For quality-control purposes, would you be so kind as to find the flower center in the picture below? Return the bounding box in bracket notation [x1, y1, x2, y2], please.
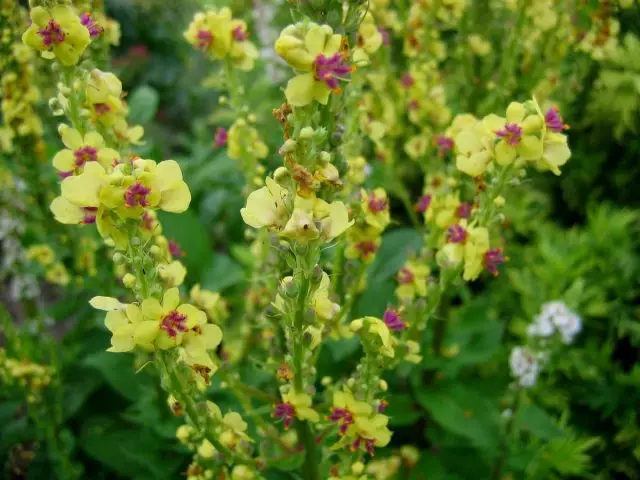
[214, 127, 228, 147]
[124, 182, 151, 208]
[82, 207, 98, 224]
[160, 310, 188, 337]
[401, 73, 415, 89]
[415, 194, 431, 213]
[80, 12, 102, 38]
[196, 30, 213, 49]
[496, 123, 522, 146]
[74, 146, 98, 167]
[232, 25, 248, 41]
[456, 202, 472, 219]
[313, 53, 352, 92]
[94, 103, 111, 116]
[397, 267, 414, 284]
[447, 224, 468, 243]
[545, 106, 568, 133]
[383, 308, 406, 331]
[436, 134, 454, 153]
[356, 240, 378, 257]
[367, 193, 387, 213]
[273, 403, 296, 430]
[38, 19, 65, 46]
[168, 240, 184, 258]
[484, 248, 506, 276]
[329, 407, 354, 435]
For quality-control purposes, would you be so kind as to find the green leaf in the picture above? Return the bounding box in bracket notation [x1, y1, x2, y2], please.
[515, 404, 565, 440]
[157, 210, 213, 283]
[201, 253, 245, 292]
[63, 368, 103, 420]
[369, 228, 423, 282]
[128, 85, 159, 125]
[352, 278, 395, 318]
[386, 393, 421, 426]
[416, 383, 500, 450]
[83, 352, 153, 402]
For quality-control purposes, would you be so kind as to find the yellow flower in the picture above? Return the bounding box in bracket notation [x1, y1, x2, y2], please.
[347, 156, 368, 185]
[352, 412, 392, 449]
[276, 23, 351, 106]
[140, 288, 207, 350]
[345, 226, 381, 264]
[537, 131, 571, 175]
[311, 272, 340, 321]
[483, 102, 543, 166]
[395, 260, 430, 300]
[25, 245, 55, 266]
[45, 263, 70, 286]
[158, 260, 187, 287]
[353, 13, 383, 64]
[85, 70, 126, 126]
[184, 9, 233, 59]
[89, 298, 148, 352]
[455, 121, 494, 177]
[227, 120, 268, 160]
[180, 321, 223, 374]
[190, 284, 228, 323]
[332, 390, 373, 419]
[282, 390, 320, 423]
[241, 177, 289, 229]
[52, 125, 120, 173]
[404, 340, 422, 364]
[229, 19, 259, 71]
[350, 317, 395, 357]
[405, 134, 430, 160]
[468, 34, 491, 56]
[361, 188, 390, 231]
[231, 465, 256, 480]
[22, 6, 91, 66]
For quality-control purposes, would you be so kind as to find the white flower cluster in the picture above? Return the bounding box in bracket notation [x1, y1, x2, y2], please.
[509, 346, 545, 388]
[527, 300, 582, 344]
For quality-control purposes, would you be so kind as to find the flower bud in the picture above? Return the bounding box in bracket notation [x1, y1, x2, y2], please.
[122, 273, 136, 288]
[274, 167, 290, 183]
[351, 462, 365, 475]
[112, 252, 125, 264]
[494, 196, 505, 207]
[299, 127, 315, 140]
[310, 264, 323, 287]
[279, 139, 297, 155]
[283, 280, 298, 299]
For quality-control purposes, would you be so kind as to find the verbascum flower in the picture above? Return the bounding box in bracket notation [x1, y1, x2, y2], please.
[483, 102, 543, 166]
[468, 34, 491, 56]
[227, 120, 268, 160]
[241, 177, 289, 229]
[455, 121, 494, 177]
[441, 224, 494, 281]
[89, 297, 149, 352]
[353, 13, 383, 64]
[190, 284, 228, 324]
[45, 263, 70, 286]
[52, 125, 120, 174]
[345, 226, 382, 264]
[273, 390, 320, 429]
[275, 23, 352, 106]
[329, 389, 372, 436]
[25, 245, 55, 266]
[310, 272, 340, 320]
[281, 196, 352, 243]
[85, 70, 126, 126]
[184, 9, 233, 59]
[22, 5, 91, 66]
[360, 188, 390, 231]
[350, 317, 395, 357]
[228, 19, 259, 71]
[395, 260, 429, 300]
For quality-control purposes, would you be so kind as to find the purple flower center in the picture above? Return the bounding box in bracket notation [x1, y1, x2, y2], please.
[232, 25, 248, 41]
[141, 211, 155, 231]
[313, 53, 352, 92]
[447, 224, 468, 243]
[496, 123, 522, 146]
[397, 267, 414, 284]
[161, 310, 188, 337]
[273, 403, 296, 430]
[383, 308, 406, 331]
[94, 103, 111, 116]
[38, 19, 65, 46]
[401, 73, 415, 89]
[367, 193, 387, 213]
[484, 248, 506, 276]
[356, 240, 378, 258]
[415, 194, 432, 213]
[330, 407, 354, 435]
[214, 127, 228, 147]
[351, 436, 377, 456]
[436, 135, 454, 154]
[74, 146, 98, 167]
[124, 182, 151, 208]
[457, 202, 472, 219]
[80, 12, 102, 38]
[545, 107, 567, 133]
[196, 30, 213, 49]
[82, 207, 97, 224]
[378, 399, 389, 413]
[408, 99, 420, 110]
[59, 170, 73, 179]
[168, 240, 184, 258]
[378, 27, 390, 46]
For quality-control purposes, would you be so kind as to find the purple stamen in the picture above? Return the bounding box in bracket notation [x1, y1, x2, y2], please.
[495, 123, 522, 146]
[214, 127, 228, 147]
[168, 240, 184, 258]
[330, 407, 354, 435]
[397, 267, 414, 284]
[38, 19, 65, 46]
[367, 193, 387, 213]
[356, 240, 378, 258]
[94, 103, 111, 116]
[196, 30, 213, 49]
[484, 248, 506, 276]
[124, 182, 151, 208]
[82, 207, 98, 224]
[383, 308, 406, 331]
[59, 170, 73, 179]
[378, 399, 389, 413]
[161, 310, 188, 337]
[457, 202, 472, 219]
[273, 403, 296, 430]
[74, 146, 98, 167]
[436, 134, 454, 154]
[545, 106, 567, 132]
[415, 194, 432, 213]
[232, 25, 248, 41]
[447, 224, 468, 243]
[313, 53, 352, 92]
[378, 27, 390, 46]
[401, 73, 415, 89]
[80, 12, 102, 38]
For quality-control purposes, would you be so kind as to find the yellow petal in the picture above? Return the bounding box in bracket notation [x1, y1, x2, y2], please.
[142, 298, 162, 320]
[162, 288, 180, 312]
[50, 196, 84, 224]
[60, 126, 83, 150]
[160, 182, 191, 213]
[84, 131, 105, 147]
[285, 73, 316, 107]
[90, 296, 123, 311]
[133, 321, 160, 345]
[104, 310, 128, 332]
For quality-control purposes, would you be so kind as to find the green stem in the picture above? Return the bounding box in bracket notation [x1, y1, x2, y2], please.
[491, 388, 524, 480]
[296, 420, 320, 480]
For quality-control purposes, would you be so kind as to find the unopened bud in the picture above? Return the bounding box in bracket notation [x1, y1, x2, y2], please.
[112, 252, 125, 264]
[494, 196, 505, 207]
[299, 126, 315, 139]
[122, 273, 136, 288]
[279, 139, 297, 155]
[283, 280, 298, 298]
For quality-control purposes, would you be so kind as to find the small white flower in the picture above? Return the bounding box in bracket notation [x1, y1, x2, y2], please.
[527, 313, 555, 337]
[509, 346, 541, 388]
[553, 312, 582, 344]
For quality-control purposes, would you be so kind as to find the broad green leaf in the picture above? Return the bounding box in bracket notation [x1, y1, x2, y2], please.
[386, 393, 422, 426]
[83, 352, 153, 402]
[369, 228, 423, 282]
[515, 404, 565, 440]
[201, 253, 246, 291]
[128, 85, 159, 125]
